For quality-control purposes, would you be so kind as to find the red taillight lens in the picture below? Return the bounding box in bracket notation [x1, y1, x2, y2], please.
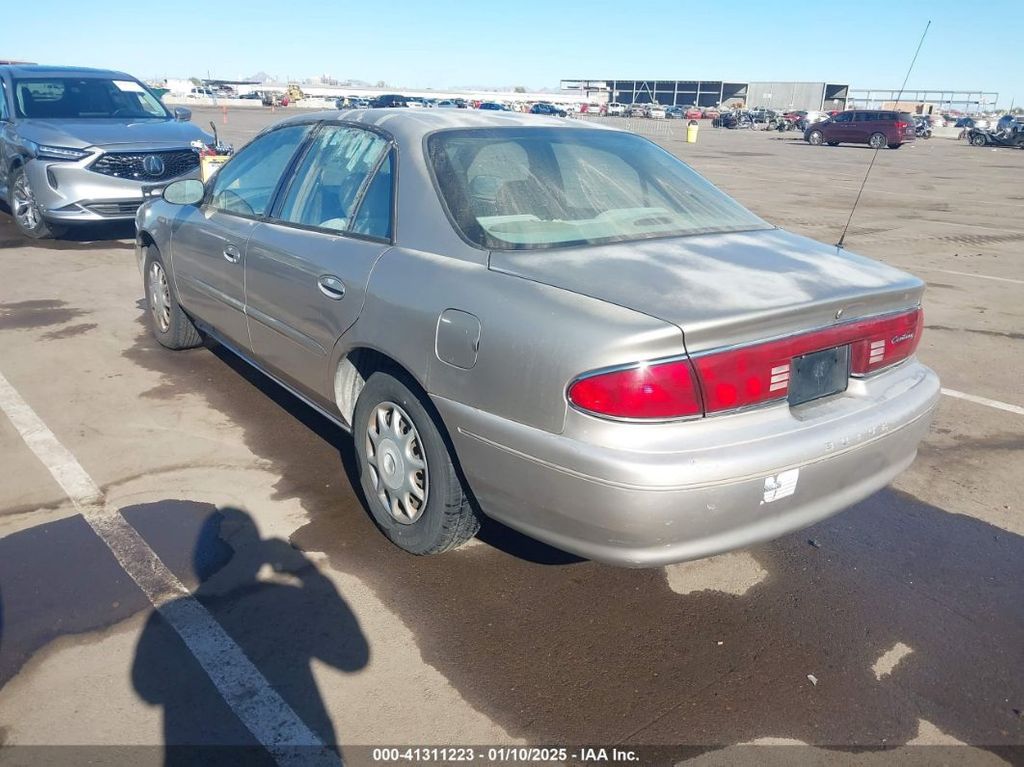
[692, 341, 794, 412]
[850, 308, 923, 375]
[568, 359, 702, 419]
[569, 308, 922, 420]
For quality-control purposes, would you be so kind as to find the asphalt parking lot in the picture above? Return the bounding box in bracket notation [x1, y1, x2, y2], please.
[1, 106, 1022, 765]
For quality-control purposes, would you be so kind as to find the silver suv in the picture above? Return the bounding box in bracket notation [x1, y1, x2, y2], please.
[0, 65, 213, 238]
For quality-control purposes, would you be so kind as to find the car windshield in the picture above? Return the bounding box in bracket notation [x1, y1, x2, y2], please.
[13, 77, 169, 119]
[428, 127, 770, 250]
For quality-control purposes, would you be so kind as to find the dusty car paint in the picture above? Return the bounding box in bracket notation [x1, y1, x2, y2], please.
[137, 109, 939, 566]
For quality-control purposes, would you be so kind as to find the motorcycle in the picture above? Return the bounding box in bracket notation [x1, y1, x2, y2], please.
[914, 119, 932, 139]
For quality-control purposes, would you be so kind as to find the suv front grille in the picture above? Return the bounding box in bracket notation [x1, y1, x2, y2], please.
[89, 149, 200, 181]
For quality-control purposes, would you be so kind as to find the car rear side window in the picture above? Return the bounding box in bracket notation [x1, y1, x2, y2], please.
[428, 127, 769, 250]
[208, 124, 311, 218]
[275, 126, 390, 237]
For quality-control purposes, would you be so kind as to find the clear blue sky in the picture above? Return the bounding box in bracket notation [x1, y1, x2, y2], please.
[3, 0, 1019, 107]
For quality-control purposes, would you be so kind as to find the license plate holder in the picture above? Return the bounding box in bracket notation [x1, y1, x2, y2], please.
[788, 346, 850, 406]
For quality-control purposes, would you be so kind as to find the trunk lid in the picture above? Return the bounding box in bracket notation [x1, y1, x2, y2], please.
[489, 228, 924, 353]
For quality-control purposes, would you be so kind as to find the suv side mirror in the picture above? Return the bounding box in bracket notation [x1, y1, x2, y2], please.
[173, 107, 192, 122]
[162, 179, 205, 205]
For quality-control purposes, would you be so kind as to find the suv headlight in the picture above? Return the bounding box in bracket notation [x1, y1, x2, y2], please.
[25, 140, 90, 161]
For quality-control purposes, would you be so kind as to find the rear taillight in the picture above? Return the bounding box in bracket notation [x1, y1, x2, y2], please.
[568, 308, 923, 420]
[850, 308, 923, 375]
[896, 121, 909, 132]
[567, 358, 702, 419]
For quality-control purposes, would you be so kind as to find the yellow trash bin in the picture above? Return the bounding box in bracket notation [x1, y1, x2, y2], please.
[686, 120, 699, 143]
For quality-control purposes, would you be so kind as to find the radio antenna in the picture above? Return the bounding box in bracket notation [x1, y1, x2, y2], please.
[837, 20, 931, 248]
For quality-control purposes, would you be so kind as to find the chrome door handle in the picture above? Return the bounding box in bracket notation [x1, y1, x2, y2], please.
[223, 244, 241, 263]
[317, 275, 345, 300]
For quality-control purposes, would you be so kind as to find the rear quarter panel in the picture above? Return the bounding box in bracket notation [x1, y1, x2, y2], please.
[343, 246, 683, 434]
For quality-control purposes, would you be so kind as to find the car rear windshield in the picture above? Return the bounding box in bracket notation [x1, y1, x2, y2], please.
[13, 77, 169, 120]
[427, 127, 770, 250]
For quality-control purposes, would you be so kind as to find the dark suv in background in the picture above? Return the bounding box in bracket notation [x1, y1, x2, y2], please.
[804, 110, 916, 149]
[0, 64, 212, 238]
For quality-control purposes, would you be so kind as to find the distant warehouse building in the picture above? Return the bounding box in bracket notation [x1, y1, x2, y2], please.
[561, 79, 851, 111]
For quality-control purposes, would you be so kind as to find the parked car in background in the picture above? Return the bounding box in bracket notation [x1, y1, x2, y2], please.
[478, 101, 508, 111]
[370, 94, 408, 108]
[648, 104, 667, 119]
[606, 102, 626, 116]
[626, 103, 647, 117]
[436, 100, 458, 109]
[684, 107, 703, 120]
[0, 64, 212, 238]
[805, 110, 916, 149]
[702, 107, 720, 119]
[665, 106, 684, 119]
[530, 102, 567, 117]
[137, 109, 938, 566]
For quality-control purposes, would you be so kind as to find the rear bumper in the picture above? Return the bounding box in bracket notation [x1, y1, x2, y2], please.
[434, 360, 940, 567]
[25, 158, 198, 223]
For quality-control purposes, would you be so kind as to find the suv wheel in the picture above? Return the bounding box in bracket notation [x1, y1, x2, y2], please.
[353, 370, 480, 555]
[869, 132, 887, 149]
[807, 130, 824, 146]
[10, 166, 66, 239]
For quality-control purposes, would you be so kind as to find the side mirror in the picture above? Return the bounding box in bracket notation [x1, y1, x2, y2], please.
[162, 179, 205, 206]
[173, 107, 192, 122]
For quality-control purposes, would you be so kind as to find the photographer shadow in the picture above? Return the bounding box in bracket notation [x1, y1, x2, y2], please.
[130, 505, 368, 765]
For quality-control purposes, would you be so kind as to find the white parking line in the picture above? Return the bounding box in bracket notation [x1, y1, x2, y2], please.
[942, 388, 1024, 416]
[0, 369, 339, 766]
[933, 269, 1024, 286]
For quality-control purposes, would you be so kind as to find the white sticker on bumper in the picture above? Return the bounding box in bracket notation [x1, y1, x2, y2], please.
[762, 469, 800, 503]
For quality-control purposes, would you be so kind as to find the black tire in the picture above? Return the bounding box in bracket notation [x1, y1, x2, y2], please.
[869, 132, 887, 149]
[888, 143, 903, 149]
[9, 166, 66, 240]
[826, 140, 840, 146]
[970, 133, 987, 147]
[807, 130, 824, 146]
[353, 370, 480, 555]
[143, 245, 202, 350]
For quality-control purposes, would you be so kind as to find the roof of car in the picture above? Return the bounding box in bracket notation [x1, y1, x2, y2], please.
[276, 108, 619, 144]
[0, 64, 133, 79]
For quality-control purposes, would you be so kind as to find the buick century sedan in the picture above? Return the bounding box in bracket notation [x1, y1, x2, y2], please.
[136, 110, 939, 566]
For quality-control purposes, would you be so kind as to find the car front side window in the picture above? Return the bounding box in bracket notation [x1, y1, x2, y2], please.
[275, 125, 390, 236]
[208, 124, 311, 218]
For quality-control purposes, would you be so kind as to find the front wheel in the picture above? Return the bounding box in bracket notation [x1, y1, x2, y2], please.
[970, 133, 987, 147]
[143, 246, 202, 350]
[9, 166, 65, 239]
[869, 132, 887, 149]
[807, 130, 824, 146]
[353, 370, 480, 555]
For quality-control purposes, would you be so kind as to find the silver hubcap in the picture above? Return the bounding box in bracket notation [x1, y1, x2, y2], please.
[810, 132, 822, 145]
[870, 134, 885, 148]
[12, 173, 41, 231]
[147, 261, 172, 333]
[365, 401, 428, 524]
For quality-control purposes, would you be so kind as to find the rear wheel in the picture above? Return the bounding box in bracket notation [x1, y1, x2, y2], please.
[970, 133, 987, 147]
[888, 143, 903, 149]
[353, 370, 480, 555]
[869, 132, 887, 149]
[807, 130, 824, 146]
[143, 246, 202, 350]
[10, 166, 65, 240]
